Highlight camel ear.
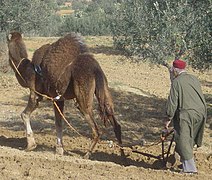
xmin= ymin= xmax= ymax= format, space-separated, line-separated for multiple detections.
xmin=7 ymin=34 xmax=12 ymax=41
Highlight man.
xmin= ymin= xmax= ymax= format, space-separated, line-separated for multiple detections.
xmin=165 ymin=59 xmax=207 ymax=173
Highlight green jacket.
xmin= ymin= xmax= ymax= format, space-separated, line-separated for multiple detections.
xmin=166 ymin=72 xmax=207 ymax=160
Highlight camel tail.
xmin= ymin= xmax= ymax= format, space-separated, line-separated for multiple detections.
xmin=95 ymin=69 xmax=122 ymax=144
xmin=95 ymin=69 xmax=111 ymax=124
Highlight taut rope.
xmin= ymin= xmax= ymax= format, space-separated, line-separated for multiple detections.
xmin=9 ymin=56 xmax=175 ymax=162
xmin=9 ymin=57 xmax=26 ymax=84
xmin=9 ymin=57 xmax=82 ymax=137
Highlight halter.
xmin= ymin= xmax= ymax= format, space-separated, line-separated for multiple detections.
xmin=9 ymin=56 xmax=82 ymax=136
xmin=9 ymin=56 xmax=27 ymax=85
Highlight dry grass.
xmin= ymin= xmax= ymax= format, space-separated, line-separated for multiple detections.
xmin=56 ymin=9 xmax=74 ymax=16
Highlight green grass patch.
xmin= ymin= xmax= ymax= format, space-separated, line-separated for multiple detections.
xmin=28 ymin=48 xmax=35 ymax=52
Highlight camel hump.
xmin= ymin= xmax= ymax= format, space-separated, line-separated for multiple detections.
xmin=64 ymin=32 xmax=88 ymax=53
xmin=32 ymin=44 xmax=51 ymax=65
xmin=40 ymin=33 xmax=88 ymax=95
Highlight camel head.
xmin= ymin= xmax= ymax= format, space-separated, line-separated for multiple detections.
xmin=7 ymin=31 xmax=28 ymax=62
xmin=7 ymin=31 xmax=23 ymax=43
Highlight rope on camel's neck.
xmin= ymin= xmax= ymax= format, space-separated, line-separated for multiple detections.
xmin=9 ymin=51 xmax=25 ymax=68
xmin=9 ymin=56 xmax=83 ymax=137
xmin=9 ymin=55 xmax=27 ymax=85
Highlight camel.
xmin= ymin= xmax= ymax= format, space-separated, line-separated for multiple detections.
xmin=7 ymin=32 xmax=123 ymax=158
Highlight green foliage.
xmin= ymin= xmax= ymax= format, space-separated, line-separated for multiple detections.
xmin=0 ymin=0 xmax=59 ymax=35
xmin=0 ymin=0 xmax=210 ymax=70
xmin=56 ymin=0 xmax=67 ymax=6
xmin=111 ymin=0 xmax=212 ymax=70
xmin=72 ymin=0 xmax=89 ymax=11
xmin=186 ymin=1 xmax=211 ymax=70
xmin=58 ymin=0 xmax=118 ymax=36
xmin=58 ymin=10 xmax=110 ymax=36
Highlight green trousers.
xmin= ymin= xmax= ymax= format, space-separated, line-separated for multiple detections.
xmin=173 ymin=110 xmax=205 ymax=160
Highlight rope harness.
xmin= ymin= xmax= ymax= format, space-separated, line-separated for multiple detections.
xmin=10 ymin=57 xmax=175 ymax=165
xmin=9 ymin=57 xmax=82 ymax=136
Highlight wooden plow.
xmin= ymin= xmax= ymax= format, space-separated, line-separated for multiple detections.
xmin=109 ymin=129 xmax=175 ymax=167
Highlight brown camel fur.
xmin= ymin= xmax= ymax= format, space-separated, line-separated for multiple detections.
xmin=7 ymin=32 xmax=123 ymax=158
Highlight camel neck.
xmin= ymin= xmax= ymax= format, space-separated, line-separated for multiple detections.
xmin=9 ymin=51 xmax=26 ymax=68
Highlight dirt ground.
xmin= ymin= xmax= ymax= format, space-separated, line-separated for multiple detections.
xmin=0 ymin=36 xmax=211 ymax=180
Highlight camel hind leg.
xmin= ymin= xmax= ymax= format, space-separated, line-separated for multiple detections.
xmin=78 ymin=103 xmax=100 ymax=159
xmin=74 ymin=81 xmax=100 ymax=159
xmin=83 ymin=113 xmax=100 ymax=159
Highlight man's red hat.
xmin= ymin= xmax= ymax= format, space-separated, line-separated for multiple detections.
xmin=173 ymin=59 xmax=186 ymax=69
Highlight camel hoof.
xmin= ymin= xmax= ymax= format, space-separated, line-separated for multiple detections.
xmin=26 ymin=143 xmax=37 ymax=151
xmin=26 ymin=135 xmax=37 ymax=151
xmin=120 ymin=149 xmax=125 ymax=157
xmin=83 ymin=152 xmax=91 ymax=159
xmin=56 ymin=146 xmax=64 ymax=155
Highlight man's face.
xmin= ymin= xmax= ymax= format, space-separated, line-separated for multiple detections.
xmin=169 ymin=66 xmax=178 ymax=81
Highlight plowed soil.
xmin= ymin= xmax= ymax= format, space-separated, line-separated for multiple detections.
xmin=0 ymin=36 xmax=211 ymax=180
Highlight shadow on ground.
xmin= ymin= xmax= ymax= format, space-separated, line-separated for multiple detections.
xmin=89 ymin=45 xmax=123 ymax=56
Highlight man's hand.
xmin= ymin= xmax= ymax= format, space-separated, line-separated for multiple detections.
xmin=164 ymin=119 xmax=171 ymax=129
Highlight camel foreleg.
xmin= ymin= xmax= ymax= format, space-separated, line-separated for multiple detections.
xmin=53 ymin=100 xmax=64 ymax=155
xmin=21 ymin=90 xmax=40 ymax=151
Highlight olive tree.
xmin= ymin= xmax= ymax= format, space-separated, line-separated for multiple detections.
xmin=0 ymin=0 xmax=58 ymax=35
xmin=111 ymin=0 xmax=211 ymax=70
